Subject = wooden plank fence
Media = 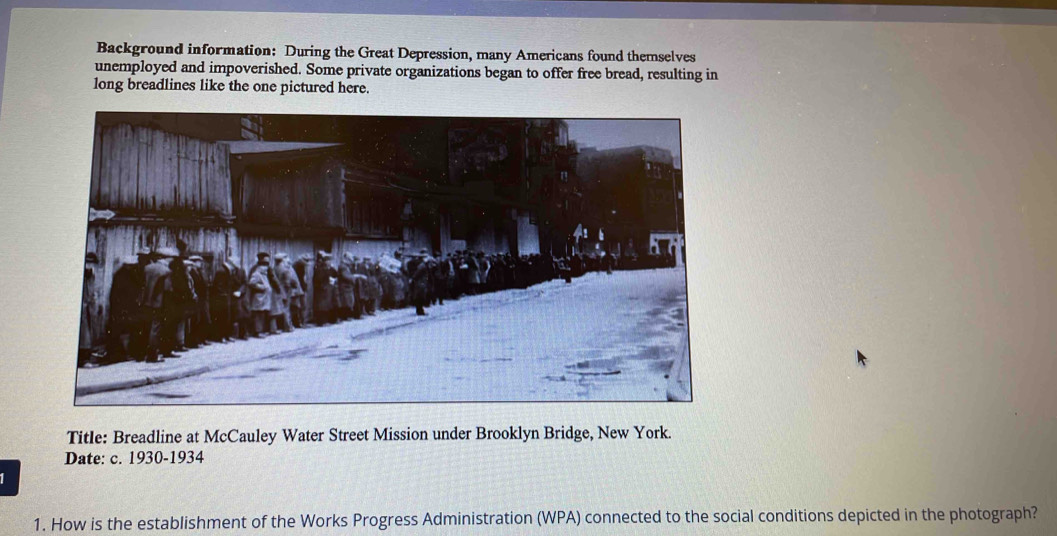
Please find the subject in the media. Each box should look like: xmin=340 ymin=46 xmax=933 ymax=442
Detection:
xmin=91 ymin=124 xmax=232 ymax=217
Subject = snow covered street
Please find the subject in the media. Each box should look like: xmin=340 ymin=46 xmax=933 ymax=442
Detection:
xmin=79 ymin=268 xmax=689 ymax=404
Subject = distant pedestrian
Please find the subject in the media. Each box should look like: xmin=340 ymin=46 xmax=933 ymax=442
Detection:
xmin=410 ymin=249 xmax=432 ymax=316
xmin=602 ymin=251 xmax=614 ymax=274
xmin=431 ymin=251 xmax=449 ymax=305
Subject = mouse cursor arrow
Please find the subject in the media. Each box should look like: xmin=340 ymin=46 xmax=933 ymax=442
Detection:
xmin=857 ymin=350 xmax=868 ymax=367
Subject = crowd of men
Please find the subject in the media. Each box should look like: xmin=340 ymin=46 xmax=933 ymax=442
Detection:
xmin=79 ymin=242 xmax=675 ymax=367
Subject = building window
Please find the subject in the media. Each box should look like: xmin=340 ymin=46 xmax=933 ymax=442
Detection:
xmin=560 ymin=171 xmax=568 ymax=183
xmin=345 ymin=184 xmax=400 ymax=238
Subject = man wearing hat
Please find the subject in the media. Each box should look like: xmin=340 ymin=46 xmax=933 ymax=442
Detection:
xmin=464 ymin=250 xmax=480 ymax=296
xmin=210 ymin=254 xmax=235 ymax=342
xmin=166 ymin=252 xmax=197 ymax=353
xmin=142 ymin=248 xmax=176 ymax=362
xmin=476 ymin=251 xmax=490 ymax=294
xmin=337 ymin=252 xmax=359 ymax=320
xmin=275 ymin=253 xmax=301 ymax=332
xmin=455 ymin=250 xmax=471 ymax=298
xmin=408 ymin=249 xmax=432 ymax=316
xmin=229 ymin=256 xmax=250 ymax=340
xmin=444 ymin=252 xmax=460 ymax=300
xmin=431 ymin=251 xmax=449 ymax=306
xmin=186 ymin=255 xmax=210 ymax=348
xmin=292 ymin=253 xmax=313 ymax=327
xmin=122 ymin=248 xmax=154 ymax=359
xmin=267 ymin=253 xmax=287 ymax=333
xmin=106 ymin=253 xmax=147 ymax=363
xmin=363 ymin=258 xmax=382 ymax=316
xmin=312 ymin=251 xmax=337 ymax=325
xmin=248 ymin=252 xmax=274 ymax=336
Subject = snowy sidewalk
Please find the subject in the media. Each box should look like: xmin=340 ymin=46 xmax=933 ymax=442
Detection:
xmin=74 ymin=279 xmax=565 ymax=398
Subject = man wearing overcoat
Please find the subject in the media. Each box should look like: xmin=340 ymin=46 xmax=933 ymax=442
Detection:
xmin=248 ymin=252 xmax=274 ymax=336
xmin=142 ymin=249 xmax=175 ymax=362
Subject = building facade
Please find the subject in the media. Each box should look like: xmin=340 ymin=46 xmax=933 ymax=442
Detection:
xmin=576 ymin=145 xmax=685 ymax=265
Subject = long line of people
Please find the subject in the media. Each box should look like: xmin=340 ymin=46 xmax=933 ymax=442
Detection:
xmin=83 ymin=244 xmax=669 ymax=367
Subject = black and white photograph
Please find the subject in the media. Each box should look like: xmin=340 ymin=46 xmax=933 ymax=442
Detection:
xmin=74 ymin=113 xmax=690 ymax=404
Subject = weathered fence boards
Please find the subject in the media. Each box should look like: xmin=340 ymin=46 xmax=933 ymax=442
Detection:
xmin=239 ymin=158 xmax=344 ymax=228
xmin=91 ymin=124 xmax=232 ymax=217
